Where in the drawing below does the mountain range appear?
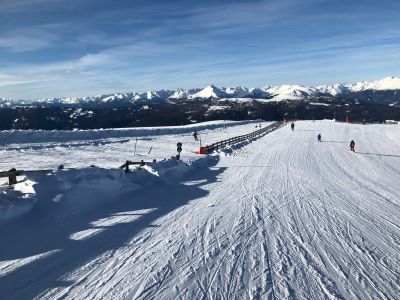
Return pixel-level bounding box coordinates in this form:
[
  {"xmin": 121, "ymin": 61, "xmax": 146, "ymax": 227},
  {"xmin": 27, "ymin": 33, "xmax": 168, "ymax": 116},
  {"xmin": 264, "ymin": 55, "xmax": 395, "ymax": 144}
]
[
  {"xmin": 1, "ymin": 76, "xmax": 400, "ymax": 130},
  {"xmin": 1, "ymin": 76, "xmax": 400, "ymax": 108}
]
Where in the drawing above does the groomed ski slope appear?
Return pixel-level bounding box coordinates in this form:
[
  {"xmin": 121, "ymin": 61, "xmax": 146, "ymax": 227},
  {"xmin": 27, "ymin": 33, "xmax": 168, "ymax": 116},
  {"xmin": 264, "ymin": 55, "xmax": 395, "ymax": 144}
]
[{"xmin": 1, "ymin": 120, "xmax": 399, "ymax": 299}]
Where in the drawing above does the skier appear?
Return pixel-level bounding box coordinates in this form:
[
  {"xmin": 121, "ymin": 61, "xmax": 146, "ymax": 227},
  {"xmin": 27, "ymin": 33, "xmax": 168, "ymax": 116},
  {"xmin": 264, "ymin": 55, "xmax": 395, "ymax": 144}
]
[
  {"xmin": 350, "ymin": 140, "xmax": 355, "ymax": 152},
  {"xmin": 193, "ymin": 130, "xmax": 199, "ymax": 141},
  {"xmin": 291, "ymin": 122, "xmax": 295, "ymax": 131},
  {"xmin": 317, "ymin": 133, "xmax": 321, "ymax": 142}
]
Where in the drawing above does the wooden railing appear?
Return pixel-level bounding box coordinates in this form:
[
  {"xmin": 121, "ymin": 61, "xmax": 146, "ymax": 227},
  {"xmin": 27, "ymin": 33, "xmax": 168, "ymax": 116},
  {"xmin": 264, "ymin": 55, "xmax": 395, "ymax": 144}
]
[
  {"xmin": 204, "ymin": 121, "xmax": 283, "ymax": 154},
  {"xmin": 0, "ymin": 169, "xmax": 52, "ymax": 185},
  {"xmin": 119, "ymin": 160, "xmax": 157, "ymax": 172}
]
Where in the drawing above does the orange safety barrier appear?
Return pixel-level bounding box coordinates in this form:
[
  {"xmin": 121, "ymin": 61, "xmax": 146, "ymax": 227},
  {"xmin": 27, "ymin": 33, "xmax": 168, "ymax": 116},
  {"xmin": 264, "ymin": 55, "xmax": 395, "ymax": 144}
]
[{"xmin": 196, "ymin": 147, "xmax": 208, "ymax": 154}]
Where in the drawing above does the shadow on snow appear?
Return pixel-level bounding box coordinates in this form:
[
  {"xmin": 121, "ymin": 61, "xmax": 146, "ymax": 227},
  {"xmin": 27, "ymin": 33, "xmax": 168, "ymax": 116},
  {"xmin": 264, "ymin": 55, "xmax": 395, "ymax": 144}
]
[
  {"xmin": 0, "ymin": 156, "xmax": 225, "ymax": 299},
  {"xmin": 356, "ymin": 152, "xmax": 400, "ymax": 158}
]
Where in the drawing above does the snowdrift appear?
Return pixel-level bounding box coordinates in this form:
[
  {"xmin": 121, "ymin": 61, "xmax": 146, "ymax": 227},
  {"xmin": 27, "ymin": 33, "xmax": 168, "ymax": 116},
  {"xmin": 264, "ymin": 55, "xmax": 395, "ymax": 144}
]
[
  {"xmin": 0, "ymin": 159, "xmax": 201, "ymax": 221},
  {"xmin": 0, "ymin": 183, "xmax": 35, "ymax": 222}
]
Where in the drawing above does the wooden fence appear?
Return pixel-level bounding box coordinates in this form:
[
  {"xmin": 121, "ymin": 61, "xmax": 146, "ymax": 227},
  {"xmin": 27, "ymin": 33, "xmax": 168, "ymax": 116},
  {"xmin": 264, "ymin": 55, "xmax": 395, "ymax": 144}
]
[
  {"xmin": 204, "ymin": 121, "xmax": 283, "ymax": 154},
  {"xmin": 119, "ymin": 159, "xmax": 158, "ymax": 172},
  {"xmin": 0, "ymin": 169, "xmax": 52, "ymax": 186}
]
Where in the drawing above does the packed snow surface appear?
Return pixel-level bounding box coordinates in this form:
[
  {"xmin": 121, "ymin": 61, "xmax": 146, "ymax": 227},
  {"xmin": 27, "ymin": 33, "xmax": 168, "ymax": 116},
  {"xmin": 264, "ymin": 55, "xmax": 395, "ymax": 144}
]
[{"xmin": 0, "ymin": 120, "xmax": 399, "ymax": 299}]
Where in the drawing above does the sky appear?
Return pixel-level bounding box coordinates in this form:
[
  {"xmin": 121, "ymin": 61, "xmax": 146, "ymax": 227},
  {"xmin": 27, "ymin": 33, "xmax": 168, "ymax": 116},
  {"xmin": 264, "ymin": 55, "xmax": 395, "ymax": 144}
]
[{"xmin": 0, "ymin": 0, "xmax": 400, "ymax": 99}]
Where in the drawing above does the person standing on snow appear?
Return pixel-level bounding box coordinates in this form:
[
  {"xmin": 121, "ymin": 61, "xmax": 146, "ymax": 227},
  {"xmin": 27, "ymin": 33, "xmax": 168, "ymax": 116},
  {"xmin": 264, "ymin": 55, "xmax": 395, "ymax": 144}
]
[
  {"xmin": 317, "ymin": 133, "xmax": 321, "ymax": 142},
  {"xmin": 193, "ymin": 130, "xmax": 199, "ymax": 141},
  {"xmin": 350, "ymin": 140, "xmax": 355, "ymax": 152},
  {"xmin": 291, "ymin": 122, "xmax": 295, "ymax": 131}
]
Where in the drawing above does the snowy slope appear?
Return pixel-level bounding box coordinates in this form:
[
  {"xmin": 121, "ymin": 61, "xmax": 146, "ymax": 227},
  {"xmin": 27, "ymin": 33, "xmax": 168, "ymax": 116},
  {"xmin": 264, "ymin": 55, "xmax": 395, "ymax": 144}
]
[{"xmin": 0, "ymin": 120, "xmax": 399, "ymax": 299}]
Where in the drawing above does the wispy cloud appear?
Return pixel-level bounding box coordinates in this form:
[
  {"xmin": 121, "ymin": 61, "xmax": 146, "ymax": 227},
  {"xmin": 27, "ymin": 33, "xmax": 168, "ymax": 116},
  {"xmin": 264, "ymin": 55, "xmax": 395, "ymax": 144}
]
[
  {"xmin": 0, "ymin": 73, "xmax": 37, "ymax": 87},
  {"xmin": 0, "ymin": 24, "xmax": 64, "ymax": 52}
]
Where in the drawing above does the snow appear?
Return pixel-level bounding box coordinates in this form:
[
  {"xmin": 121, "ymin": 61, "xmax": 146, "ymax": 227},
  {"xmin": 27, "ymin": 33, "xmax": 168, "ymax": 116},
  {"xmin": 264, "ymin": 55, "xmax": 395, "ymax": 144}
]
[
  {"xmin": 144, "ymin": 90, "xmax": 173, "ymax": 100},
  {"xmin": 315, "ymin": 84, "xmax": 349, "ymax": 96},
  {"xmin": 348, "ymin": 76, "xmax": 400, "ymax": 92},
  {"xmin": 1, "ymin": 120, "xmax": 399, "ymax": 299},
  {"xmin": 265, "ymin": 84, "xmax": 317, "ymax": 101},
  {"xmin": 223, "ymin": 86, "xmax": 250, "ymax": 98},
  {"xmin": 168, "ymin": 88, "xmax": 191, "ymax": 99},
  {"xmin": 191, "ymin": 85, "xmax": 228, "ymax": 99},
  {"xmin": 309, "ymin": 102, "xmax": 330, "ymax": 106},
  {"xmin": 207, "ymin": 105, "xmax": 230, "ymax": 111}
]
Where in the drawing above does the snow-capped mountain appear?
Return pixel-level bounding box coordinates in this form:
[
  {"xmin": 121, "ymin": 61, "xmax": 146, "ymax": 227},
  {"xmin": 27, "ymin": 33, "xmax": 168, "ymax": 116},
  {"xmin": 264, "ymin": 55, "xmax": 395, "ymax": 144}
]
[
  {"xmin": 223, "ymin": 86, "xmax": 250, "ymax": 98},
  {"xmin": 348, "ymin": 76, "xmax": 400, "ymax": 92},
  {"xmin": 2, "ymin": 76, "xmax": 400, "ymax": 107},
  {"xmin": 143, "ymin": 90, "xmax": 174, "ymax": 100},
  {"xmin": 315, "ymin": 84, "xmax": 349, "ymax": 96},
  {"xmin": 169, "ymin": 88, "xmax": 201, "ymax": 100},
  {"xmin": 265, "ymin": 85, "xmax": 318, "ymax": 101},
  {"xmin": 191, "ymin": 85, "xmax": 228, "ymax": 99},
  {"xmin": 316, "ymin": 76, "xmax": 400, "ymax": 95},
  {"xmin": 247, "ymin": 88, "xmax": 271, "ymax": 99}
]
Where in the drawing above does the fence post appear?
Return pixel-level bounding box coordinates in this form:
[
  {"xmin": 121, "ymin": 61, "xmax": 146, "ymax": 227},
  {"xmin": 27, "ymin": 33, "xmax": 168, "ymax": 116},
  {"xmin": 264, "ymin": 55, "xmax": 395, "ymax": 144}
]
[
  {"xmin": 125, "ymin": 161, "xmax": 130, "ymax": 173},
  {"xmin": 134, "ymin": 138, "xmax": 138, "ymax": 155},
  {"xmin": 8, "ymin": 168, "xmax": 17, "ymax": 186}
]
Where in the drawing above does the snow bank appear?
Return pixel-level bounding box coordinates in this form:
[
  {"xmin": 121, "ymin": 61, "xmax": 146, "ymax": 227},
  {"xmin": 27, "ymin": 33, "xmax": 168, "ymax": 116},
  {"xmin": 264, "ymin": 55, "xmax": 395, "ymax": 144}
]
[
  {"xmin": 0, "ymin": 156, "xmax": 217, "ymax": 222},
  {"xmin": 0, "ymin": 182, "xmax": 36, "ymax": 222}
]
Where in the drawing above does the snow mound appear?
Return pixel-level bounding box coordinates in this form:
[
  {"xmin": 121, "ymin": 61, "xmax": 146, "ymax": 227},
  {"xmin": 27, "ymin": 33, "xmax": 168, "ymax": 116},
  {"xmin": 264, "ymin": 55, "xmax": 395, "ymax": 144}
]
[
  {"xmin": 0, "ymin": 182, "xmax": 36, "ymax": 221},
  {"xmin": 0, "ymin": 156, "xmax": 218, "ymax": 222}
]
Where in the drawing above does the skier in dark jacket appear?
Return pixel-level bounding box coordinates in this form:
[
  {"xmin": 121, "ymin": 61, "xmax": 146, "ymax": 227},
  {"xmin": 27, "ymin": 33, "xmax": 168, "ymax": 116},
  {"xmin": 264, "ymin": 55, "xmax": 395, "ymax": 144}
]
[
  {"xmin": 350, "ymin": 140, "xmax": 355, "ymax": 152},
  {"xmin": 193, "ymin": 130, "xmax": 199, "ymax": 141},
  {"xmin": 317, "ymin": 133, "xmax": 321, "ymax": 142},
  {"xmin": 291, "ymin": 122, "xmax": 295, "ymax": 131}
]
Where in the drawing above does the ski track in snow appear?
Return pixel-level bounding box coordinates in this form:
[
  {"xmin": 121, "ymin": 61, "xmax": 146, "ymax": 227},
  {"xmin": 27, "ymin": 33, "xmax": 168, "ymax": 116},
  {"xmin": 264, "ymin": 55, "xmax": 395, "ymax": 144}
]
[{"xmin": 0, "ymin": 120, "xmax": 399, "ymax": 299}]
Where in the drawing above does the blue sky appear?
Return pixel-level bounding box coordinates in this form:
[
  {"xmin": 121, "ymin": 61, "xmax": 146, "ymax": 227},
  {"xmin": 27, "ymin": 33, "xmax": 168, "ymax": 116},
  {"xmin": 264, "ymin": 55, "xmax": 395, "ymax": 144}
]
[{"xmin": 1, "ymin": 0, "xmax": 400, "ymax": 99}]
